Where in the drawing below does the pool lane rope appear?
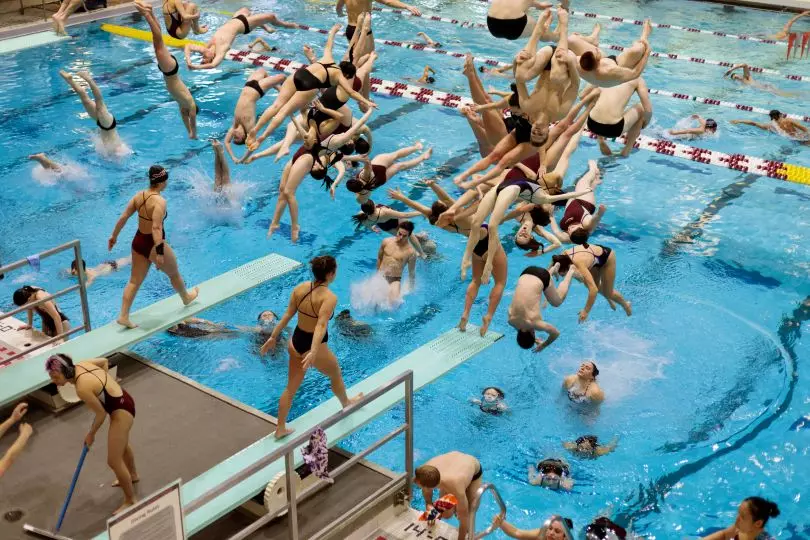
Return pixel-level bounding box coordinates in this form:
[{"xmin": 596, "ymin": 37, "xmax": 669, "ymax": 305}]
[
  {"xmin": 224, "ymin": 49, "xmax": 810, "ymax": 185},
  {"xmin": 466, "ymin": 0, "xmax": 788, "ymax": 46},
  {"xmin": 293, "ymin": 22, "xmax": 810, "ymax": 122},
  {"xmin": 368, "ymin": 7, "xmax": 808, "ymax": 82}
]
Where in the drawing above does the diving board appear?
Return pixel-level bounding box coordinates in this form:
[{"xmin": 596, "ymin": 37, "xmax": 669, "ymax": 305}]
[
  {"xmin": 0, "ymin": 31, "xmax": 69, "ymax": 55},
  {"xmin": 90, "ymin": 325, "xmax": 502, "ymax": 539},
  {"xmin": 0, "ymin": 253, "xmax": 300, "ymax": 407}
]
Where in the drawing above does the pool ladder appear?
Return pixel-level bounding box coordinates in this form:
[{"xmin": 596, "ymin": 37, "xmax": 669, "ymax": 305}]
[{"xmin": 467, "ymin": 482, "xmax": 507, "ymax": 539}]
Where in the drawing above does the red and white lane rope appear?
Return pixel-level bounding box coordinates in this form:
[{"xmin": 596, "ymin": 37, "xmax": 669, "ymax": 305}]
[
  {"xmin": 225, "ymin": 49, "xmax": 793, "ymax": 181},
  {"xmin": 599, "ymin": 43, "xmax": 809, "ymax": 83},
  {"xmin": 368, "ymin": 7, "xmax": 808, "ymax": 82},
  {"xmin": 370, "ymin": 6, "xmax": 786, "ymax": 46},
  {"xmin": 296, "ymin": 23, "xmax": 809, "ymax": 122}
]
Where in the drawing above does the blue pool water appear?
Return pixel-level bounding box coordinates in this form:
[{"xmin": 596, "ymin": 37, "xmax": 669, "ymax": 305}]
[{"xmin": 2, "ymin": 0, "xmax": 810, "ymax": 537}]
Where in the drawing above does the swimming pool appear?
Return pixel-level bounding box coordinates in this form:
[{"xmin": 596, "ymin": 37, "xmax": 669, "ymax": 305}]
[{"xmin": 1, "ymin": 0, "xmax": 810, "ymax": 537}]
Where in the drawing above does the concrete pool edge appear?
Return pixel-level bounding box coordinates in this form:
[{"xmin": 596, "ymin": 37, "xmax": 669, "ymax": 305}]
[
  {"xmin": 0, "ymin": 0, "xmax": 154, "ymax": 42},
  {"xmin": 695, "ymin": 0, "xmax": 810, "ymax": 13}
]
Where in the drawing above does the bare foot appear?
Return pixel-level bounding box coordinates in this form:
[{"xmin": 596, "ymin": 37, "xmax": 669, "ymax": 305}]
[
  {"xmin": 597, "ymin": 138, "xmax": 612, "ymax": 156},
  {"xmin": 458, "ymin": 316, "xmax": 468, "ymax": 332},
  {"xmin": 182, "ymin": 287, "xmax": 200, "ymax": 306},
  {"xmin": 623, "ymin": 301, "xmax": 633, "ymax": 316},
  {"xmin": 274, "ymin": 426, "xmax": 295, "ymax": 439},
  {"xmin": 344, "ymin": 393, "xmax": 364, "ymax": 408},
  {"xmin": 117, "ymin": 317, "xmax": 138, "ymax": 329},
  {"xmin": 267, "ymin": 222, "xmax": 280, "ymax": 238},
  {"xmin": 211, "ymin": 139, "xmax": 223, "ymax": 150},
  {"xmin": 480, "ymin": 314, "xmax": 492, "ymax": 337},
  {"xmin": 620, "ymin": 144, "xmax": 633, "ymax": 158},
  {"xmin": 274, "ymin": 147, "xmax": 291, "ymax": 162},
  {"xmin": 414, "ymin": 141, "xmax": 424, "ymax": 151},
  {"xmin": 462, "ymin": 53, "xmax": 475, "ymax": 76},
  {"xmin": 460, "ymin": 257, "xmax": 471, "ymax": 281},
  {"xmin": 481, "ymin": 264, "xmax": 492, "ymax": 285},
  {"xmin": 112, "ymin": 499, "xmax": 136, "ymax": 515},
  {"xmin": 76, "ymin": 70, "xmax": 92, "ymax": 81},
  {"xmin": 591, "ymin": 23, "xmax": 602, "ymax": 41},
  {"xmin": 111, "ymin": 476, "xmax": 140, "ymax": 487},
  {"xmin": 52, "ymin": 14, "xmax": 67, "ymax": 36},
  {"xmin": 453, "ymin": 173, "xmax": 466, "ymax": 186},
  {"xmin": 421, "ymin": 147, "xmax": 433, "ymax": 161},
  {"xmin": 58, "ymin": 69, "xmax": 73, "ymax": 83},
  {"xmin": 291, "ymin": 225, "xmax": 300, "ymax": 243},
  {"xmin": 642, "ymin": 19, "xmax": 653, "ymax": 41}
]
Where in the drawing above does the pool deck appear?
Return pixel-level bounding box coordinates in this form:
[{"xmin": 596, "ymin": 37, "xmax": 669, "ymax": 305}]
[{"xmin": 0, "ymin": 352, "xmax": 391, "ymax": 539}]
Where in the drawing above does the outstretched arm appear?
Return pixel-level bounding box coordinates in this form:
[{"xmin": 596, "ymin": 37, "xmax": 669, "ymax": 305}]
[
  {"xmin": 388, "ymin": 188, "xmax": 432, "ymax": 217},
  {"xmin": 730, "ymin": 119, "xmax": 772, "ymax": 130},
  {"xmin": 375, "ymin": 0, "xmax": 421, "ymax": 16},
  {"xmin": 723, "ymin": 63, "xmax": 746, "ymax": 78}
]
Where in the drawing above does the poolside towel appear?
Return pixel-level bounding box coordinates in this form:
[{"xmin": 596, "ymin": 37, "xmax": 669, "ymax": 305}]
[{"xmin": 301, "ymin": 427, "xmax": 332, "ymax": 483}]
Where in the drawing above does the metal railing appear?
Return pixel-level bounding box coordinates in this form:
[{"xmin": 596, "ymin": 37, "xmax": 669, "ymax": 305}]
[
  {"xmin": 468, "ymin": 482, "xmax": 507, "ymax": 539},
  {"xmin": 0, "ymin": 240, "xmax": 92, "ymax": 365},
  {"xmin": 185, "ymin": 370, "xmax": 415, "ymax": 540}
]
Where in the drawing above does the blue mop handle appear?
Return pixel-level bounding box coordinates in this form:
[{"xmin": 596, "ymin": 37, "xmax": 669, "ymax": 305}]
[{"xmin": 55, "ymin": 444, "xmax": 89, "ymax": 532}]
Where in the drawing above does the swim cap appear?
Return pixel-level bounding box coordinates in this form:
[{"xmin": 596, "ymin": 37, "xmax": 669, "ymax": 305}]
[
  {"xmin": 426, "ymin": 76, "xmax": 435, "ymax": 84},
  {"xmin": 769, "ymin": 110, "xmax": 782, "ymax": 121},
  {"xmin": 149, "ymin": 165, "xmax": 168, "ymax": 185},
  {"xmin": 705, "ymin": 119, "xmax": 717, "ymax": 130}
]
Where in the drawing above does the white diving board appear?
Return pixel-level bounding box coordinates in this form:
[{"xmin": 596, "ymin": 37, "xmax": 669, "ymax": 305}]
[
  {"xmin": 0, "ymin": 254, "xmax": 301, "ymax": 407},
  {"xmin": 90, "ymin": 325, "xmax": 502, "ymax": 539}
]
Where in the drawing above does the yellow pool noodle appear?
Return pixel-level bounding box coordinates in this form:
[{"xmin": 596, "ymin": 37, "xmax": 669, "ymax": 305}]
[{"xmin": 100, "ymin": 23, "xmax": 205, "ymax": 48}]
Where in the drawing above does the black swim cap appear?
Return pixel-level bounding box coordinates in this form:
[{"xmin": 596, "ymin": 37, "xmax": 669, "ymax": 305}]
[
  {"xmin": 769, "ymin": 109, "xmax": 782, "ymax": 121},
  {"xmin": 354, "ymin": 137, "xmax": 370, "ymax": 155},
  {"xmin": 360, "ymin": 200, "xmax": 375, "ymax": 215},
  {"xmin": 70, "ymin": 259, "xmax": 87, "ymax": 272},
  {"xmin": 705, "ymin": 119, "xmax": 717, "ymax": 129},
  {"xmin": 426, "ymin": 76, "xmax": 435, "ymax": 84},
  {"xmin": 149, "ymin": 165, "xmax": 168, "ymax": 185},
  {"xmin": 516, "ymin": 330, "xmax": 534, "ymax": 349},
  {"xmin": 346, "ymin": 178, "xmax": 364, "ymax": 193}
]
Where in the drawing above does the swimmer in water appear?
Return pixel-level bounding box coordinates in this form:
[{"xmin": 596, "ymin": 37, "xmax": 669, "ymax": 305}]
[
  {"xmin": 529, "ymin": 458, "xmax": 574, "ymax": 490},
  {"xmin": 137, "ymin": 1, "xmax": 199, "ymax": 139},
  {"xmin": 28, "ymin": 153, "xmax": 65, "ymax": 174},
  {"xmin": 668, "ymin": 114, "xmax": 718, "ymax": 139},
  {"xmin": 493, "ymin": 514, "xmax": 574, "ymax": 540},
  {"xmin": 563, "ymin": 435, "xmax": 617, "ymax": 458},
  {"xmin": 416, "ymin": 31, "xmax": 441, "ymax": 48},
  {"xmin": 585, "ymin": 517, "xmax": 628, "ymax": 540},
  {"xmin": 168, "ymin": 318, "xmax": 239, "ymax": 338},
  {"xmin": 211, "ymin": 140, "xmax": 231, "ymax": 192},
  {"xmin": 334, "ymin": 309, "xmax": 373, "ymax": 337},
  {"xmin": 13, "ymin": 285, "xmax": 70, "ymax": 341},
  {"xmin": 70, "ymin": 258, "xmax": 131, "ymax": 286},
  {"xmin": 108, "ymin": 165, "xmax": 199, "ymax": 328},
  {"xmin": 723, "ymin": 64, "xmax": 795, "ymax": 97},
  {"xmin": 377, "ymin": 222, "xmax": 418, "ymax": 304},
  {"xmin": 161, "ymin": 0, "xmax": 207, "ymax": 40},
  {"xmin": 563, "ymin": 361, "xmax": 604, "ymax": 404},
  {"xmin": 508, "ymin": 264, "xmax": 576, "ymax": 352},
  {"xmin": 701, "ymin": 497, "xmax": 780, "ymax": 540},
  {"xmin": 0, "ymin": 403, "xmax": 32, "ymax": 478},
  {"xmin": 260, "ymin": 256, "xmax": 363, "ymax": 438},
  {"xmin": 409, "ymin": 66, "xmax": 436, "ymax": 85},
  {"xmin": 732, "ymin": 109, "xmax": 810, "ymax": 142},
  {"xmin": 471, "ymin": 387, "xmax": 508, "ymax": 414},
  {"xmin": 46, "ymin": 354, "xmax": 138, "ymax": 515},
  {"xmin": 59, "ymin": 70, "xmax": 122, "ymax": 150},
  {"xmin": 184, "ymin": 7, "xmax": 298, "ymax": 70}
]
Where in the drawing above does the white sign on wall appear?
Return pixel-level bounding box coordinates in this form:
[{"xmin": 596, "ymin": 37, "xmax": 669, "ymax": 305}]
[{"xmin": 107, "ymin": 480, "xmax": 185, "ymax": 540}]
